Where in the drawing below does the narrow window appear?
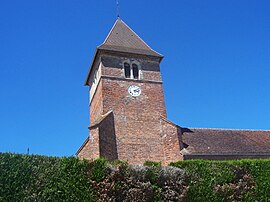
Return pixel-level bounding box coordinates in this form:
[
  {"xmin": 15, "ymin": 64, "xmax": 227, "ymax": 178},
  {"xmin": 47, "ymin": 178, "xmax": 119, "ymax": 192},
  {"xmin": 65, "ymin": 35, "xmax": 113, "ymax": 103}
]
[
  {"xmin": 92, "ymin": 71, "xmax": 97, "ymax": 85},
  {"xmin": 132, "ymin": 64, "xmax": 139, "ymax": 79},
  {"xmin": 94, "ymin": 71, "xmax": 97, "ymax": 84},
  {"xmin": 124, "ymin": 63, "xmax": 131, "ymax": 78}
]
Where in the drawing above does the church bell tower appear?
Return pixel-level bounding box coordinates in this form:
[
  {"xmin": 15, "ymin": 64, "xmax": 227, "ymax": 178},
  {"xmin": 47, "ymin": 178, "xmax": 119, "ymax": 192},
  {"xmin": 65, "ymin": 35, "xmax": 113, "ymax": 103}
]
[{"xmin": 77, "ymin": 18, "xmax": 183, "ymax": 164}]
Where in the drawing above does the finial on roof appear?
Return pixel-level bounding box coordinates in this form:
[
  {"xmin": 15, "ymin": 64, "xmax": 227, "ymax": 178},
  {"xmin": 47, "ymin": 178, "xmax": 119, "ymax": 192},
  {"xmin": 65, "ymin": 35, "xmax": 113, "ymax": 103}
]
[{"xmin": 116, "ymin": 0, "xmax": 120, "ymax": 18}]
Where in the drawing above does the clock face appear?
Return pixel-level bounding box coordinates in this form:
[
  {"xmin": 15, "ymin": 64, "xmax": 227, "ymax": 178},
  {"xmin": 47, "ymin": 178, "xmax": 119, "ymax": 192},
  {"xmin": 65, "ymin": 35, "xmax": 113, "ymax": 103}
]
[{"xmin": 128, "ymin": 85, "xmax": 141, "ymax": 97}]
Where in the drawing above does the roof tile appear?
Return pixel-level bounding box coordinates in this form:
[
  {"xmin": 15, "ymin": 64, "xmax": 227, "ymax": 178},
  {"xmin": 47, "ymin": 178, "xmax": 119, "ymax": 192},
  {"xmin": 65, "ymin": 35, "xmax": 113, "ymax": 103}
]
[
  {"xmin": 182, "ymin": 128, "xmax": 270, "ymax": 156},
  {"xmin": 99, "ymin": 18, "xmax": 162, "ymax": 58}
]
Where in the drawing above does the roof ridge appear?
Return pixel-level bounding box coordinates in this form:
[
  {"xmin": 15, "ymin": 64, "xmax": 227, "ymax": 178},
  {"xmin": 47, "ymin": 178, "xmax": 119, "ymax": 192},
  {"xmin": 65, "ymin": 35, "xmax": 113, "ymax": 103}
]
[
  {"xmin": 103, "ymin": 19, "xmax": 120, "ymax": 44},
  {"xmin": 88, "ymin": 110, "xmax": 113, "ymax": 129},
  {"xmin": 187, "ymin": 127, "xmax": 270, "ymax": 132},
  {"xmin": 160, "ymin": 115, "xmax": 180, "ymax": 127}
]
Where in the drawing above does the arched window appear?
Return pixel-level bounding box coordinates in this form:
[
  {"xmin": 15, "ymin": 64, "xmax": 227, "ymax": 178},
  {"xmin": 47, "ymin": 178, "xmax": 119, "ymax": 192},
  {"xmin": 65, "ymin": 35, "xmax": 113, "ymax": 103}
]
[
  {"xmin": 124, "ymin": 62, "xmax": 131, "ymax": 78},
  {"xmin": 132, "ymin": 64, "xmax": 139, "ymax": 79},
  {"xmin": 123, "ymin": 61, "xmax": 140, "ymax": 79}
]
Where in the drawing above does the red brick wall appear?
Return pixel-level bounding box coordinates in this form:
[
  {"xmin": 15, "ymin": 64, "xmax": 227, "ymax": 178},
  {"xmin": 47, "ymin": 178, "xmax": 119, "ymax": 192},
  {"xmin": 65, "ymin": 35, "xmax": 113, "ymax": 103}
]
[
  {"xmin": 143, "ymin": 71, "xmax": 162, "ymax": 81},
  {"xmin": 78, "ymin": 53, "xmax": 183, "ymax": 165},
  {"xmin": 102, "ymin": 66, "xmax": 122, "ymax": 77},
  {"xmin": 77, "ymin": 127, "xmax": 100, "ymax": 160},
  {"xmin": 161, "ymin": 119, "xmax": 183, "ymax": 164},
  {"xmin": 99, "ymin": 75, "xmax": 170, "ymax": 164},
  {"xmin": 77, "ymin": 112, "xmax": 118, "ymax": 161},
  {"xmin": 90, "ymin": 81, "xmax": 103, "ymax": 124},
  {"xmin": 99, "ymin": 112, "xmax": 118, "ymax": 160}
]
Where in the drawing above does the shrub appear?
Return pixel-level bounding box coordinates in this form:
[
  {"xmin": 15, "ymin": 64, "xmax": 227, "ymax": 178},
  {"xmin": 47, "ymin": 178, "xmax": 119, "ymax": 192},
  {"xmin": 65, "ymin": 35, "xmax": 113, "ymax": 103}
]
[
  {"xmin": 144, "ymin": 161, "xmax": 161, "ymax": 167},
  {"xmin": 88, "ymin": 157, "xmax": 108, "ymax": 182},
  {"xmin": 1, "ymin": 153, "xmax": 270, "ymax": 201},
  {"xmin": 170, "ymin": 159, "xmax": 270, "ymax": 202},
  {"xmin": 0, "ymin": 153, "xmax": 96, "ymax": 201}
]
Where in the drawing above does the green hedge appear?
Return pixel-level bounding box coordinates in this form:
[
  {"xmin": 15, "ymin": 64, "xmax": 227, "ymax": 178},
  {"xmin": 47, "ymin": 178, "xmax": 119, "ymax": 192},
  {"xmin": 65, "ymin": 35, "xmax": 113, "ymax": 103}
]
[
  {"xmin": 0, "ymin": 153, "xmax": 96, "ymax": 201},
  {"xmin": 170, "ymin": 159, "xmax": 270, "ymax": 201},
  {"xmin": 1, "ymin": 153, "xmax": 270, "ymax": 201}
]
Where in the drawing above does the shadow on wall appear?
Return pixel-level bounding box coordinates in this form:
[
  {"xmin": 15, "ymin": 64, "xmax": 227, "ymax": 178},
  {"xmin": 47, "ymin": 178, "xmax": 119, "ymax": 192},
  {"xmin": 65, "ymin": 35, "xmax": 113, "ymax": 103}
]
[{"xmin": 99, "ymin": 112, "xmax": 118, "ymax": 160}]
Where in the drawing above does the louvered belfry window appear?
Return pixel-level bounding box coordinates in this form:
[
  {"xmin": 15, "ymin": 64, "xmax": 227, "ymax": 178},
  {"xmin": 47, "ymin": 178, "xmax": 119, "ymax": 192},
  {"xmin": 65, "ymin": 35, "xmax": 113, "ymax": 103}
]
[
  {"xmin": 124, "ymin": 61, "xmax": 140, "ymax": 79},
  {"xmin": 132, "ymin": 64, "xmax": 139, "ymax": 79},
  {"xmin": 124, "ymin": 62, "xmax": 131, "ymax": 78}
]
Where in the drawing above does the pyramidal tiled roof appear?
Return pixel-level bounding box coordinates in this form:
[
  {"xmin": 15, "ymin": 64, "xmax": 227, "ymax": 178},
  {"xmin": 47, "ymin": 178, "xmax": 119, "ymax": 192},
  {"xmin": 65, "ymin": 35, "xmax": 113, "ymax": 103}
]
[
  {"xmin": 85, "ymin": 18, "xmax": 162, "ymax": 85},
  {"xmin": 98, "ymin": 18, "xmax": 163, "ymax": 58}
]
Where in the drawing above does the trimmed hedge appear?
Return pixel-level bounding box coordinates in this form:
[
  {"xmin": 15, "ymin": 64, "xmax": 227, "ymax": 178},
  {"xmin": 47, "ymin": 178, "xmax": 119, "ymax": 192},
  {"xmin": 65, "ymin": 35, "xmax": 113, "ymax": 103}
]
[
  {"xmin": 170, "ymin": 159, "xmax": 270, "ymax": 201},
  {"xmin": 1, "ymin": 153, "xmax": 270, "ymax": 201},
  {"xmin": 0, "ymin": 153, "xmax": 96, "ymax": 201}
]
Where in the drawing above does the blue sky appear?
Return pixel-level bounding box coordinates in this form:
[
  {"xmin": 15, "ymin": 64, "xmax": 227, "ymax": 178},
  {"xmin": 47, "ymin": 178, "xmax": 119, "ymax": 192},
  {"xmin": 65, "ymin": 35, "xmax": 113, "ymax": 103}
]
[{"xmin": 0, "ymin": 0, "xmax": 269, "ymax": 156}]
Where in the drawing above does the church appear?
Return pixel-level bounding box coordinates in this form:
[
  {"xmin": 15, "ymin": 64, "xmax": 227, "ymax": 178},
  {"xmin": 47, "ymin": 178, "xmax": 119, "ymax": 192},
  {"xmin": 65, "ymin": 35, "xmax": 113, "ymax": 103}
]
[{"xmin": 76, "ymin": 18, "xmax": 270, "ymax": 165}]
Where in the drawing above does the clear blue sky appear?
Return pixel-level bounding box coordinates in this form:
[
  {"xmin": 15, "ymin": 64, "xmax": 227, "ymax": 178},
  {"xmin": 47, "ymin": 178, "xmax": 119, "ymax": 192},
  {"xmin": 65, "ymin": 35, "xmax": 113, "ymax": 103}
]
[{"xmin": 0, "ymin": 0, "xmax": 269, "ymax": 156}]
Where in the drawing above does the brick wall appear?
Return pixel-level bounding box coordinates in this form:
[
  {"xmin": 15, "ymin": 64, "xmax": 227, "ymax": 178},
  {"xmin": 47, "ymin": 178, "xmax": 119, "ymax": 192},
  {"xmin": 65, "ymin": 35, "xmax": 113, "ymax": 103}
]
[
  {"xmin": 77, "ymin": 127, "xmax": 100, "ymax": 160},
  {"xmin": 99, "ymin": 112, "xmax": 118, "ymax": 160},
  {"xmin": 90, "ymin": 80, "xmax": 103, "ymax": 124},
  {"xmin": 161, "ymin": 118, "xmax": 183, "ymax": 164},
  {"xmin": 78, "ymin": 52, "xmax": 183, "ymax": 165},
  {"xmin": 97, "ymin": 53, "xmax": 178, "ymax": 164}
]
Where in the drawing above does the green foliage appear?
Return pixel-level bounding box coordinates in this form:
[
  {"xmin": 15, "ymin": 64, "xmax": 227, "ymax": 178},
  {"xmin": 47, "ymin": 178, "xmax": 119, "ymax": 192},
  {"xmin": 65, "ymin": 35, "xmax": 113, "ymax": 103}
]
[
  {"xmin": 170, "ymin": 160, "xmax": 235, "ymax": 201},
  {"xmin": 1, "ymin": 153, "xmax": 270, "ymax": 201},
  {"xmin": 144, "ymin": 161, "xmax": 161, "ymax": 185},
  {"xmin": 89, "ymin": 157, "xmax": 108, "ymax": 182},
  {"xmin": 150, "ymin": 184, "xmax": 162, "ymax": 202},
  {"xmin": 170, "ymin": 159, "xmax": 270, "ymax": 202},
  {"xmin": 0, "ymin": 153, "xmax": 96, "ymax": 201},
  {"xmin": 110, "ymin": 159, "xmax": 128, "ymax": 166},
  {"xmin": 243, "ymin": 159, "xmax": 270, "ymax": 201},
  {"xmin": 144, "ymin": 161, "xmax": 161, "ymax": 167}
]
